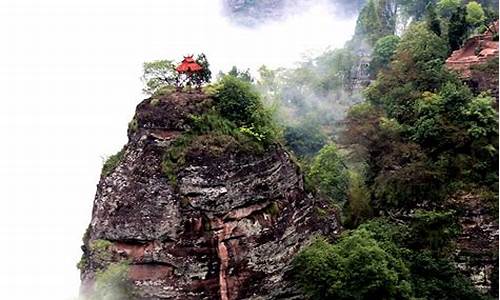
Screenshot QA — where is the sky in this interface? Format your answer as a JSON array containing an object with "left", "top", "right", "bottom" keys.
[{"left": 0, "top": 0, "right": 356, "bottom": 299}]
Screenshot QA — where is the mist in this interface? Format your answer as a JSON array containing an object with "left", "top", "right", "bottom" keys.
[{"left": 0, "top": 0, "right": 357, "bottom": 299}]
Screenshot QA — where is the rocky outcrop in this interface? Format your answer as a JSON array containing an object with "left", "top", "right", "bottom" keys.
[
  {"left": 79, "top": 92, "right": 338, "bottom": 299},
  {"left": 449, "top": 191, "right": 499, "bottom": 296},
  {"left": 446, "top": 22, "right": 499, "bottom": 79}
]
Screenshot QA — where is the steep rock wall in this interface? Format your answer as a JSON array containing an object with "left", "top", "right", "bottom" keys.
[{"left": 79, "top": 92, "right": 337, "bottom": 299}]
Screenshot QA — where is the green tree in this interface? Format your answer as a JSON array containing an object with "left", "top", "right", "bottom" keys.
[
  {"left": 366, "top": 22, "right": 448, "bottom": 122},
  {"left": 283, "top": 123, "right": 327, "bottom": 158},
  {"left": 436, "top": 0, "right": 461, "bottom": 18},
  {"left": 214, "top": 75, "right": 262, "bottom": 126},
  {"left": 344, "top": 170, "right": 372, "bottom": 228},
  {"left": 191, "top": 53, "right": 212, "bottom": 86},
  {"left": 369, "top": 34, "right": 400, "bottom": 76},
  {"left": 355, "top": 0, "right": 384, "bottom": 45},
  {"left": 141, "top": 59, "right": 178, "bottom": 95},
  {"left": 308, "top": 144, "right": 349, "bottom": 203},
  {"left": 425, "top": 2, "right": 442, "bottom": 36},
  {"left": 466, "top": 1, "right": 486, "bottom": 27},
  {"left": 293, "top": 231, "right": 412, "bottom": 300},
  {"left": 448, "top": 6, "right": 468, "bottom": 51},
  {"left": 227, "top": 66, "right": 253, "bottom": 82}
]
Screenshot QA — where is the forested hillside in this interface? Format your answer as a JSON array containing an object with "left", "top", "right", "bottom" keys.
[{"left": 279, "top": 0, "right": 499, "bottom": 299}]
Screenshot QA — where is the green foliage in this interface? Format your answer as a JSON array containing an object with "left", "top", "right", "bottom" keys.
[
  {"left": 466, "top": 1, "right": 486, "bottom": 27},
  {"left": 366, "top": 22, "right": 448, "bottom": 122},
  {"left": 101, "top": 148, "right": 125, "bottom": 177},
  {"left": 161, "top": 105, "right": 278, "bottom": 184},
  {"left": 448, "top": 6, "right": 468, "bottom": 51},
  {"left": 355, "top": 0, "right": 395, "bottom": 45},
  {"left": 90, "top": 239, "right": 113, "bottom": 261},
  {"left": 191, "top": 53, "right": 212, "bottom": 86},
  {"left": 408, "top": 250, "right": 491, "bottom": 300},
  {"left": 141, "top": 60, "right": 178, "bottom": 96},
  {"left": 425, "top": 3, "right": 442, "bottom": 36},
  {"left": 214, "top": 75, "right": 280, "bottom": 143},
  {"left": 293, "top": 232, "right": 412, "bottom": 300},
  {"left": 369, "top": 34, "right": 400, "bottom": 77},
  {"left": 308, "top": 144, "right": 349, "bottom": 203},
  {"left": 77, "top": 256, "right": 87, "bottom": 270},
  {"left": 460, "top": 93, "right": 498, "bottom": 139},
  {"left": 407, "top": 210, "right": 460, "bottom": 253},
  {"left": 343, "top": 170, "right": 372, "bottom": 228},
  {"left": 214, "top": 75, "right": 261, "bottom": 126},
  {"left": 294, "top": 218, "right": 487, "bottom": 300},
  {"left": 92, "top": 262, "right": 133, "bottom": 300},
  {"left": 222, "top": 66, "right": 253, "bottom": 82},
  {"left": 437, "top": 0, "right": 461, "bottom": 18},
  {"left": 283, "top": 123, "right": 327, "bottom": 158}
]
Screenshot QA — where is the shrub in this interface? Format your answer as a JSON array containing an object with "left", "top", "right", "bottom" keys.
[
  {"left": 293, "top": 232, "right": 412, "bottom": 300},
  {"left": 101, "top": 148, "right": 125, "bottom": 177},
  {"left": 343, "top": 171, "right": 372, "bottom": 228},
  {"left": 308, "top": 144, "right": 349, "bottom": 204},
  {"left": 90, "top": 239, "right": 113, "bottom": 261},
  {"left": 92, "top": 262, "right": 133, "bottom": 300},
  {"left": 214, "top": 75, "right": 261, "bottom": 126},
  {"left": 161, "top": 111, "right": 268, "bottom": 184},
  {"left": 283, "top": 123, "right": 327, "bottom": 158},
  {"left": 213, "top": 75, "right": 281, "bottom": 143}
]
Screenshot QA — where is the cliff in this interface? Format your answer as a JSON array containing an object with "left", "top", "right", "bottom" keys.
[
  {"left": 446, "top": 22, "right": 499, "bottom": 103},
  {"left": 445, "top": 22, "right": 499, "bottom": 78},
  {"left": 78, "top": 91, "right": 337, "bottom": 299}
]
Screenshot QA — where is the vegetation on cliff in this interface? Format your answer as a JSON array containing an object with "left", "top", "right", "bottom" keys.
[{"left": 287, "top": 1, "right": 498, "bottom": 299}]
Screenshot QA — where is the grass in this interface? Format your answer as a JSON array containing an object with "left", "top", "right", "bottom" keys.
[
  {"left": 90, "top": 239, "right": 113, "bottom": 261},
  {"left": 162, "top": 111, "right": 268, "bottom": 185},
  {"left": 102, "top": 148, "right": 125, "bottom": 177}
]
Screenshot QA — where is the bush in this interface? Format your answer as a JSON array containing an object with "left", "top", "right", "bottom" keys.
[
  {"left": 343, "top": 171, "right": 372, "bottom": 228},
  {"left": 308, "top": 144, "right": 349, "bottom": 203},
  {"left": 161, "top": 111, "right": 269, "bottom": 184},
  {"left": 214, "top": 75, "right": 261, "bottom": 126},
  {"left": 92, "top": 262, "right": 133, "bottom": 300},
  {"left": 101, "top": 148, "right": 125, "bottom": 177},
  {"left": 283, "top": 123, "right": 327, "bottom": 158},
  {"left": 294, "top": 219, "right": 487, "bottom": 300},
  {"left": 293, "top": 232, "right": 412, "bottom": 300}
]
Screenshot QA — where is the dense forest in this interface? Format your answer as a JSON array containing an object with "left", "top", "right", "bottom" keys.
[{"left": 275, "top": 1, "right": 499, "bottom": 299}]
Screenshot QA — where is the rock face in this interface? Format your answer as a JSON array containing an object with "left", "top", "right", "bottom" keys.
[
  {"left": 450, "top": 192, "right": 499, "bottom": 296},
  {"left": 445, "top": 21, "right": 499, "bottom": 79},
  {"left": 79, "top": 92, "right": 337, "bottom": 299}
]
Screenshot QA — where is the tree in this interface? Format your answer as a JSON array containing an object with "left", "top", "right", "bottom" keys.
[
  {"left": 344, "top": 170, "right": 372, "bottom": 228},
  {"left": 425, "top": 3, "right": 442, "bottom": 36},
  {"left": 141, "top": 59, "right": 178, "bottom": 95},
  {"left": 283, "top": 123, "right": 327, "bottom": 158},
  {"left": 293, "top": 231, "right": 413, "bottom": 300},
  {"left": 466, "top": 1, "right": 486, "bottom": 27},
  {"left": 366, "top": 22, "right": 448, "bottom": 122},
  {"left": 448, "top": 6, "right": 469, "bottom": 51},
  {"left": 355, "top": 0, "right": 382, "bottom": 45},
  {"left": 308, "top": 144, "right": 349, "bottom": 203},
  {"left": 227, "top": 66, "right": 253, "bottom": 82},
  {"left": 369, "top": 34, "right": 400, "bottom": 76},
  {"left": 191, "top": 53, "right": 212, "bottom": 87},
  {"left": 436, "top": 0, "right": 461, "bottom": 18},
  {"left": 214, "top": 75, "right": 261, "bottom": 126}
]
